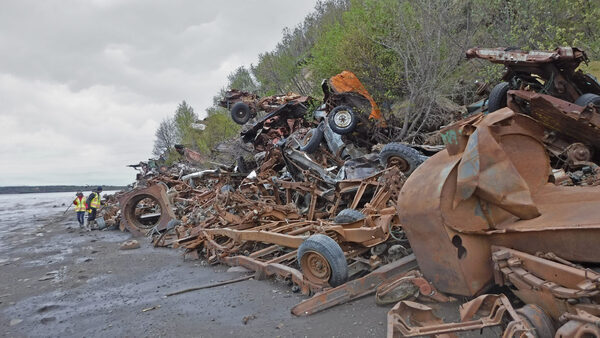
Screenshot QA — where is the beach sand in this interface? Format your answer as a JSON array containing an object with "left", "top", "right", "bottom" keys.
[{"left": 0, "top": 210, "right": 391, "bottom": 337}]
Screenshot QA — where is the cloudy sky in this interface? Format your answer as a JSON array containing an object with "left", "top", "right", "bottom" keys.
[{"left": 0, "top": 0, "right": 317, "bottom": 186}]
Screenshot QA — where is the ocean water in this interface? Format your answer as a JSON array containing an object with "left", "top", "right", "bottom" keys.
[{"left": 0, "top": 191, "right": 118, "bottom": 236}]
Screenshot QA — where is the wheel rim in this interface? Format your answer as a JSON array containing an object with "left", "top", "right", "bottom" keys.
[
  {"left": 300, "top": 251, "right": 331, "bottom": 285},
  {"left": 235, "top": 110, "right": 246, "bottom": 118},
  {"left": 333, "top": 110, "right": 352, "bottom": 128},
  {"left": 387, "top": 156, "right": 410, "bottom": 172}
]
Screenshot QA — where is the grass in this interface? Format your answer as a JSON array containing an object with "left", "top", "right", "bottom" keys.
[{"left": 579, "top": 60, "right": 600, "bottom": 79}]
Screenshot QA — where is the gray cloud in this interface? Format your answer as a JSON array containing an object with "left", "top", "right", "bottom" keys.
[{"left": 0, "top": 0, "right": 317, "bottom": 186}]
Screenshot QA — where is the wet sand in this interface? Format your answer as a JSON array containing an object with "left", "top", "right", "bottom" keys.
[{"left": 0, "top": 211, "right": 392, "bottom": 337}]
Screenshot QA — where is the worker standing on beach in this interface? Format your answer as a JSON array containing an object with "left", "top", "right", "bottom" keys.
[
  {"left": 86, "top": 186, "right": 102, "bottom": 229},
  {"left": 73, "top": 192, "right": 87, "bottom": 228}
]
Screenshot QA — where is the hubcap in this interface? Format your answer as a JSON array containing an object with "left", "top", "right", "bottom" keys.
[
  {"left": 301, "top": 251, "right": 331, "bottom": 284},
  {"left": 387, "top": 156, "right": 410, "bottom": 172},
  {"left": 333, "top": 110, "right": 352, "bottom": 128}
]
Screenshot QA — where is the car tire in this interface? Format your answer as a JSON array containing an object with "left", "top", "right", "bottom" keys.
[
  {"left": 299, "top": 127, "right": 324, "bottom": 153},
  {"left": 517, "top": 305, "right": 556, "bottom": 338},
  {"left": 575, "top": 93, "right": 600, "bottom": 107},
  {"left": 488, "top": 82, "right": 509, "bottom": 113},
  {"left": 230, "top": 102, "right": 252, "bottom": 125},
  {"left": 297, "top": 234, "right": 348, "bottom": 287},
  {"left": 328, "top": 105, "right": 357, "bottom": 135},
  {"left": 334, "top": 208, "right": 366, "bottom": 224},
  {"left": 379, "top": 142, "right": 425, "bottom": 176}
]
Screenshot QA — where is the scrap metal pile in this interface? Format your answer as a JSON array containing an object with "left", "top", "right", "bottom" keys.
[
  {"left": 100, "top": 50, "right": 600, "bottom": 337},
  {"left": 121, "top": 138, "right": 411, "bottom": 295},
  {"left": 111, "top": 72, "right": 421, "bottom": 294}
]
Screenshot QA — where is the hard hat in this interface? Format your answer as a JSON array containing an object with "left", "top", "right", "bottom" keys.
[{"left": 97, "top": 186, "right": 103, "bottom": 192}]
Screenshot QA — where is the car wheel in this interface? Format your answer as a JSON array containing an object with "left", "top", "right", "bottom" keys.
[
  {"left": 575, "top": 93, "right": 600, "bottom": 107},
  {"left": 328, "top": 105, "right": 357, "bottom": 135},
  {"left": 379, "top": 143, "right": 425, "bottom": 176},
  {"left": 230, "top": 102, "right": 252, "bottom": 125},
  {"left": 487, "top": 82, "right": 509, "bottom": 113},
  {"left": 299, "top": 127, "right": 324, "bottom": 153},
  {"left": 297, "top": 234, "right": 348, "bottom": 287}
]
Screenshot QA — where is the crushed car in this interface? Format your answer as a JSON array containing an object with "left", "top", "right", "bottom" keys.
[{"left": 467, "top": 46, "right": 600, "bottom": 168}]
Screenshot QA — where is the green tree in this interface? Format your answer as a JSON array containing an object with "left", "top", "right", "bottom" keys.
[
  {"left": 252, "top": 0, "right": 350, "bottom": 96},
  {"left": 173, "top": 101, "right": 198, "bottom": 147},
  {"left": 227, "top": 66, "right": 258, "bottom": 93},
  {"left": 309, "top": 0, "right": 404, "bottom": 103},
  {"left": 194, "top": 107, "right": 241, "bottom": 155}
]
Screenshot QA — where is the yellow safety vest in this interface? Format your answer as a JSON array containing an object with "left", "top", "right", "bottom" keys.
[
  {"left": 74, "top": 197, "right": 86, "bottom": 212},
  {"left": 90, "top": 192, "right": 101, "bottom": 209}
]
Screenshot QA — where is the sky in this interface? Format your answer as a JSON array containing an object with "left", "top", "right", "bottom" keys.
[{"left": 0, "top": 0, "right": 318, "bottom": 186}]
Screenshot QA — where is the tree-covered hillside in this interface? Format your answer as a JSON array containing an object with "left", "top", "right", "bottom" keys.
[{"left": 154, "top": 0, "right": 600, "bottom": 162}]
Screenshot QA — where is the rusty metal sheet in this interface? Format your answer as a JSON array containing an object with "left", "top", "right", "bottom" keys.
[
  {"left": 399, "top": 110, "right": 544, "bottom": 295},
  {"left": 328, "top": 70, "right": 382, "bottom": 121},
  {"left": 453, "top": 108, "right": 542, "bottom": 220},
  {"left": 117, "top": 184, "right": 176, "bottom": 236},
  {"left": 399, "top": 108, "right": 600, "bottom": 297},
  {"left": 508, "top": 90, "right": 600, "bottom": 148},
  {"left": 466, "top": 47, "right": 587, "bottom": 65}
]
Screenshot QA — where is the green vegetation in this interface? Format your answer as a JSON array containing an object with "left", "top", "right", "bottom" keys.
[
  {"left": 194, "top": 107, "right": 241, "bottom": 155},
  {"left": 153, "top": 101, "right": 240, "bottom": 165},
  {"left": 154, "top": 0, "right": 600, "bottom": 161},
  {"left": 580, "top": 61, "right": 600, "bottom": 79}
]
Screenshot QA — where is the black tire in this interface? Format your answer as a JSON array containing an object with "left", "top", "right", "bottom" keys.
[
  {"left": 517, "top": 305, "right": 556, "bottom": 338},
  {"left": 297, "top": 234, "right": 348, "bottom": 287},
  {"left": 299, "top": 127, "right": 324, "bottom": 153},
  {"left": 379, "top": 143, "right": 425, "bottom": 176},
  {"left": 230, "top": 102, "right": 252, "bottom": 125},
  {"left": 334, "top": 208, "right": 366, "bottom": 224},
  {"left": 328, "top": 105, "right": 357, "bottom": 135},
  {"left": 575, "top": 93, "right": 600, "bottom": 107},
  {"left": 488, "top": 82, "right": 509, "bottom": 113}
]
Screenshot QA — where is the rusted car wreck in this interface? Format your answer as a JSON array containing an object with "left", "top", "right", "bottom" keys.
[
  {"left": 388, "top": 47, "right": 600, "bottom": 337},
  {"left": 99, "top": 48, "right": 600, "bottom": 337}
]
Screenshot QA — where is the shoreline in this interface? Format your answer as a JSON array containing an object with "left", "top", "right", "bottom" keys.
[{"left": 0, "top": 210, "right": 392, "bottom": 337}]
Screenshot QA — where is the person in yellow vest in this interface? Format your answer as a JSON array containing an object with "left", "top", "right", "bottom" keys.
[
  {"left": 73, "top": 192, "right": 87, "bottom": 228},
  {"left": 86, "top": 186, "right": 102, "bottom": 229}
]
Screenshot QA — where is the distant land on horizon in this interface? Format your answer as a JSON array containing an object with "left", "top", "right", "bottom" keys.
[{"left": 0, "top": 185, "right": 128, "bottom": 194}]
